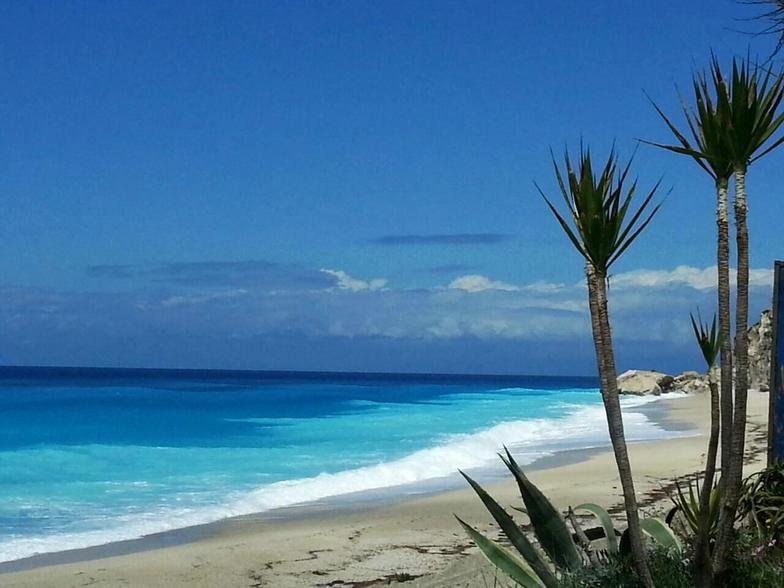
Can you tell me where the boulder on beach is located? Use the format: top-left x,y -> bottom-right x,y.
617,370 -> 673,396
611,311 -> 772,396
672,370 -> 711,394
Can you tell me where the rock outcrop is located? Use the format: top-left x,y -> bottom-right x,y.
617,310 -> 773,395
748,310 -> 773,391
619,369 -> 712,395
672,370 -> 711,394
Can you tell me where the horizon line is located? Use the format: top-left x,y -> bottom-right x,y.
0,363 -> 598,381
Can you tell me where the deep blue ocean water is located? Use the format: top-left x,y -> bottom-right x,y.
0,367 -> 682,562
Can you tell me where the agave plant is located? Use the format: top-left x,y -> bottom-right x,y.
666,477 -> 722,540
738,462 -> 784,541
456,448 -> 682,587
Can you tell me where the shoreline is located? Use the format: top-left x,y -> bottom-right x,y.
0,393 -> 674,574
0,440 -> 643,576
0,393 -> 687,575
0,390 -> 739,588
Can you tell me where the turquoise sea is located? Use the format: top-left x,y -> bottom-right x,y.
0,367 -> 684,563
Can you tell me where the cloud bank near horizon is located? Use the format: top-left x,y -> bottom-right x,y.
0,263 -> 773,375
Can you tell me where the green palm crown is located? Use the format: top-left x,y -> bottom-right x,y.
536,147 -> 662,277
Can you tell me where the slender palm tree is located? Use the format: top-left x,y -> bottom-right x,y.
689,312 -> 721,588
645,65 -> 735,500
538,147 -> 662,588
708,57 -> 784,579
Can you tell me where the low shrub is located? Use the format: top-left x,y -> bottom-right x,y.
738,461 -> 784,542
725,531 -> 784,588
558,546 -> 690,588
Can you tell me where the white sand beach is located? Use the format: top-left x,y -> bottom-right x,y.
1,390 -> 770,588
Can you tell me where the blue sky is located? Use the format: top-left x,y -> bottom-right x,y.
0,0 -> 782,374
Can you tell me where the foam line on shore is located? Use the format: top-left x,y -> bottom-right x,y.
0,393 -> 688,563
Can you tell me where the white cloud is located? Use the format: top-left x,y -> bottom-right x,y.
424,314 -> 590,340
159,289 -> 248,308
320,269 -> 387,292
448,274 -> 519,292
610,265 -> 774,290
0,261 -> 775,374
448,274 -> 566,294
426,317 -> 464,338
749,268 -> 777,288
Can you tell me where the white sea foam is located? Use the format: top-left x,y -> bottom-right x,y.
0,393 -> 690,563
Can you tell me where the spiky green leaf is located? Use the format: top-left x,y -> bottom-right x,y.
500,448 -> 582,571
460,471 -> 558,588
690,311 -> 719,368
538,147 -> 663,275
456,517 -> 547,588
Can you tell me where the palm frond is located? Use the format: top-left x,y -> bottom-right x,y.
719,57 -> 784,167
643,67 -> 734,182
647,55 -> 784,173
690,310 -> 720,368
538,147 -> 663,276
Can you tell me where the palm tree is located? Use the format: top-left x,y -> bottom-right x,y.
647,56 -> 784,584
707,57 -> 784,580
645,64 -> 735,501
689,312 -> 721,588
538,147 -> 662,588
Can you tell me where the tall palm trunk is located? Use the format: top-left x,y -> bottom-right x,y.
693,177 -> 728,588
716,177 -> 733,491
694,373 -> 720,588
586,263 -> 653,588
713,167 -> 751,579
692,151 -> 731,588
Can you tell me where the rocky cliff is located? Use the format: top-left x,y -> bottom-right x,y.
618,310 -> 773,395
748,310 -> 773,392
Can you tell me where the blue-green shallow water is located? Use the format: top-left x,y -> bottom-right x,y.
0,367 -> 681,562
